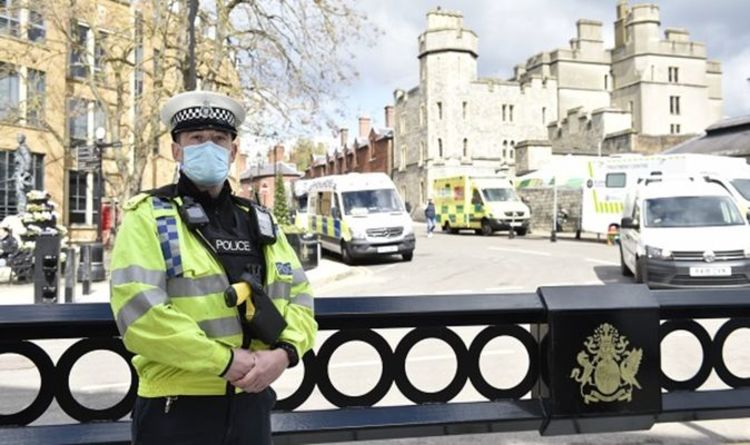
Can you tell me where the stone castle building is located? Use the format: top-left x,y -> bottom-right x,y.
393,1 -> 723,211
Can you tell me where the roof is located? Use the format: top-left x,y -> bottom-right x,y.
638,178 -> 731,199
354,137 -> 369,149
665,115 -> 750,157
239,161 -> 301,181
371,128 -> 393,141
307,172 -> 395,193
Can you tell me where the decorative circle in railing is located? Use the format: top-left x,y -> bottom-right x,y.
274,351 -> 318,411
467,325 -> 538,400
316,329 -> 394,407
0,341 -> 56,426
393,327 -> 469,404
659,320 -> 713,391
54,338 -> 137,422
711,318 -> 750,388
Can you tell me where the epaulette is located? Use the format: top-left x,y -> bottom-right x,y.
123,193 -> 151,211
123,184 -> 179,210
231,194 -> 258,208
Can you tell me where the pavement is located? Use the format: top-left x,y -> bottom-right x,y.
0,257 -> 361,305
0,222 -> 606,305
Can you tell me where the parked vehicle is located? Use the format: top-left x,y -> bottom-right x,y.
583,153 -> 750,237
306,173 -> 415,264
619,176 -> 750,288
433,175 -> 530,236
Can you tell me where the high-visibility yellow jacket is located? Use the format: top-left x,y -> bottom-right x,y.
110,193 -> 317,397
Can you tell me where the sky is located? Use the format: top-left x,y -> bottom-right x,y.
303,0 -> 750,152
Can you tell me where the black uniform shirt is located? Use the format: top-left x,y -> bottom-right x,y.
177,174 -> 265,285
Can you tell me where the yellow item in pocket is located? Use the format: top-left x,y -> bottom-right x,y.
224,282 -> 256,321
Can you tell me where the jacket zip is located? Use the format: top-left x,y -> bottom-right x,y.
164,396 -> 178,414
181,204 -> 254,444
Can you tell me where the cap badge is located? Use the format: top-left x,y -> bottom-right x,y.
200,101 -> 212,118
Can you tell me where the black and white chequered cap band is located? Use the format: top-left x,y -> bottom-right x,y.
171,106 -> 237,128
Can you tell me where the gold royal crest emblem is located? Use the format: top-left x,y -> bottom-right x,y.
570,323 -> 643,404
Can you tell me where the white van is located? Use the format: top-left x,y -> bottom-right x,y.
306,173 -> 415,264
619,176 -> 750,288
583,154 -> 750,236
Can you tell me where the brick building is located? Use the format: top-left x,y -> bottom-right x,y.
304,106 -> 394,179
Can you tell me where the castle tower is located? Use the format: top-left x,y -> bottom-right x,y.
626,3 -> 661,50
614,0 -> 630,48
418,7 -> 478,88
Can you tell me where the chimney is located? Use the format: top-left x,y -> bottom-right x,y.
384,106 -> 395,129
339,128 -> 349,148
358,116 -> 371,139
268,144 -> 285,165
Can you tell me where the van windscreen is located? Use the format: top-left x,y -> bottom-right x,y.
482,188 -> 520,202
644,196 -> 744,228
342,189 -> 403,215
730,178 -> 750,201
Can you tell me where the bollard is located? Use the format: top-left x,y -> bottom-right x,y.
64,246 -> 76,303
550,230 -> 557,242
33,234 -> 60,304
81,244 -> 92,295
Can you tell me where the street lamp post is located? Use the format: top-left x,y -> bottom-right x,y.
93,127 -> 121,241
255,151 -> 263,203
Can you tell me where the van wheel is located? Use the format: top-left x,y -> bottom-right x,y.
634,257 -> 645,283
402,251 -> 413,262
341,242 -> 355,265
481,220 -> 493,236
443,222 -> 458,234
515,228 -> 528,236
620,246 -> 633,277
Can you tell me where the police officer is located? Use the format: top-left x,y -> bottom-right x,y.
110,90 -> 317,444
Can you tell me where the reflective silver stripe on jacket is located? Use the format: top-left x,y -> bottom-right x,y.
111,266 -> 167,289
115,288 -> 169,335
167,274 -> 229,297
198,316 -> 242,338
265,281 -> 313,310
265,281 -> 291,300
291,267 -> 308,286
294,293 -> 314,310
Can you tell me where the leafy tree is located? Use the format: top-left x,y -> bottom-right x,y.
291,138 -> 327,172
273,173 -> 291,226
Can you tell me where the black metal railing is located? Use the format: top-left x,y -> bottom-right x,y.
0,286 -> 749,444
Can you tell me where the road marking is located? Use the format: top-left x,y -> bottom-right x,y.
488,247 -> 551,256
540,280 -> 603,287
484,286 -> 525,292
585,258 -> 618,266
79,382 -> 131,393
372,264 -> 400,274
328,349 -> 516,369
431,289 -> 478,295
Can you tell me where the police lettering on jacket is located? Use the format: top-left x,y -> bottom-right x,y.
214,239 -> 253,254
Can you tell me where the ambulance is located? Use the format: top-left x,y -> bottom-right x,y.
433,175 -> 530,235
582,154 -> 750,236
306,173 -> 415,264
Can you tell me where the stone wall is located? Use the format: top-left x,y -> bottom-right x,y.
517,188 -> 582,234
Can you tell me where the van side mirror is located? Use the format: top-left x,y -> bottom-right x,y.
621,216 -> 639,230
746,211 -> 750,224
331,207 -> 341,219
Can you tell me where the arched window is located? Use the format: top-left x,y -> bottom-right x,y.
438,138 -> 443,158
462,138 -> 468,157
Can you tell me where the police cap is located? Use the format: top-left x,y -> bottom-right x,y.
160,90 -> 246,140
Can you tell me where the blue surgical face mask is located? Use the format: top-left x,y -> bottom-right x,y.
180,141 -> 231,187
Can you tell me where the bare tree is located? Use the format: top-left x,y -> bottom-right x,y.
1,0 -> 374,207
195,0 -> 375,137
